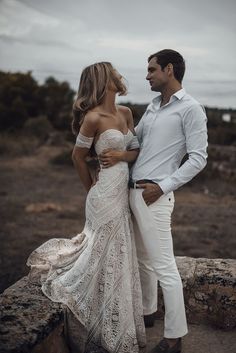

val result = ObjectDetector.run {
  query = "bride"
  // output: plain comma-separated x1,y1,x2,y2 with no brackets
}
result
27,62,146,353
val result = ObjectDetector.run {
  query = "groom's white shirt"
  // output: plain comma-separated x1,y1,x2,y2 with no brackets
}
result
131,88,208,194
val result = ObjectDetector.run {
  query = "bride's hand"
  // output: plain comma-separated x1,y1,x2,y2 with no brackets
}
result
99,149,123,168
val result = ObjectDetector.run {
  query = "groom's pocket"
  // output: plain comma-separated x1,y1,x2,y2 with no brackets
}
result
153,191,174,205
130,189,156,234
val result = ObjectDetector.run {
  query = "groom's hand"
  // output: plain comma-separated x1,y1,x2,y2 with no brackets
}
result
99,149,123,168
137,183,164,206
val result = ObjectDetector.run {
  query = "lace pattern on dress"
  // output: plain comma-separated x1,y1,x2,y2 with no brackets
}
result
75,132,94,148
27,129,146,353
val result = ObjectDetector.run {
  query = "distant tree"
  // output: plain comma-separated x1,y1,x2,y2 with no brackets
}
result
38,77,75,130
0,71,39,130
0,71,235,147
0,72,75,132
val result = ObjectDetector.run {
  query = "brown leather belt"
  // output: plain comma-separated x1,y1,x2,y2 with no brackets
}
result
128,179,156,189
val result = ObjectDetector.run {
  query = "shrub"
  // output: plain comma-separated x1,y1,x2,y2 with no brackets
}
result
50,149,73,166
23,115,53,140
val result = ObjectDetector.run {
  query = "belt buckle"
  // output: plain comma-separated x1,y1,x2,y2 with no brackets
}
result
134,181,137,189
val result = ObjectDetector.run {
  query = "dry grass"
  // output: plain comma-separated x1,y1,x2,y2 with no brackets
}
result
0,133,39,156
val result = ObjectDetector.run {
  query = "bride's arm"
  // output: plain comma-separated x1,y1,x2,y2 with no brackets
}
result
72,113,99,191
72,146,93,192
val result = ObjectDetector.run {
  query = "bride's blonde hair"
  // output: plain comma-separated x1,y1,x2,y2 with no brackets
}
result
72,62,127,135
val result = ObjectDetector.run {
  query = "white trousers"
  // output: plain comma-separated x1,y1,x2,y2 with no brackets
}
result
129,189,188,338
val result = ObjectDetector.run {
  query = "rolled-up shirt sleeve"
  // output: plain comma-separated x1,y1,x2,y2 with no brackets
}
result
158,104,208,194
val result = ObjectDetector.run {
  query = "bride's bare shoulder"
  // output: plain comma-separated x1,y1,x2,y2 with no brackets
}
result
84,111,100,122
83,111,101,127
117,105,133,123
117,105,131,114
81,111,101,134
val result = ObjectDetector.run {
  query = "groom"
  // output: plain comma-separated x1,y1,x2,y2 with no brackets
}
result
129,49,208,353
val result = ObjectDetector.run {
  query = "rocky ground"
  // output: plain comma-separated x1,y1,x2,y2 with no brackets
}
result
144,319,236,353
0,143,235,293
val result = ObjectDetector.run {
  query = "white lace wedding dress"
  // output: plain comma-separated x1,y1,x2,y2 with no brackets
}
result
27,129,146,353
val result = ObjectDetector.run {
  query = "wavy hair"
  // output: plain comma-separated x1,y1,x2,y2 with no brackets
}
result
72,62,127,135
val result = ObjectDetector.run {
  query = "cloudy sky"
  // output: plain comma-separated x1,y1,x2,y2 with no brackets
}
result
0,0,236,108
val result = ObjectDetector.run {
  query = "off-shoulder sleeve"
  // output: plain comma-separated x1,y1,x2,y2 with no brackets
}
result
127,134,140,150
75,132,94,149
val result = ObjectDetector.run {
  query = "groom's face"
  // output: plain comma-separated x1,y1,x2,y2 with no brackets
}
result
146,57,168,92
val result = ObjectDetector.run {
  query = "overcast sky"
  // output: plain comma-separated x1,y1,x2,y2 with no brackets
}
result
0,0,236,108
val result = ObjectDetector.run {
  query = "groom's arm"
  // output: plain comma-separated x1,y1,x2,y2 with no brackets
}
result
99,148,139,167
138,104,207,205
158,104,208,194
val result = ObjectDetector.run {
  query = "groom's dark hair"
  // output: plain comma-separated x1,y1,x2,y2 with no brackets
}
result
148,49,185,83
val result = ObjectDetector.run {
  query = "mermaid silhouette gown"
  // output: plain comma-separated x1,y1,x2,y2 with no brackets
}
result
27,129,146,353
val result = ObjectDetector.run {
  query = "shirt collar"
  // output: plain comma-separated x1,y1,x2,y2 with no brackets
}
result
173,88,186,100
148,88,186,111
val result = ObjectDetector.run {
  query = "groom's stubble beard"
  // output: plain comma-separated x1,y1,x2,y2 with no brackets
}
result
150,83,162,93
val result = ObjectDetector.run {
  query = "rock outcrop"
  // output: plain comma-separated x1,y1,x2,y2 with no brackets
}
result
0,257,235,353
